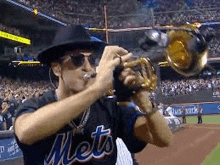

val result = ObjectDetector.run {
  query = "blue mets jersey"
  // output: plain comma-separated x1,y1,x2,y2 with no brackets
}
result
15,90,146,165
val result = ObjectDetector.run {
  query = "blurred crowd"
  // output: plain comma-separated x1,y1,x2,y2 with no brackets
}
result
153,0,220,26
208,38,220,57
160,76,220,96
0,23,21,36
1,74,220,130
16,0,220,28
0,76,53,131
0,23,29,38
1,0,219,57
14,0,220,57
0,77,53,103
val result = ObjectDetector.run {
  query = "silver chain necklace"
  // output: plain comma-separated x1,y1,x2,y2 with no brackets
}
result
69,108,90,135
54,92,90,135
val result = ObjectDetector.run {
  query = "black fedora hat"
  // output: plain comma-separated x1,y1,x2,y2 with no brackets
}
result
38,25,107,66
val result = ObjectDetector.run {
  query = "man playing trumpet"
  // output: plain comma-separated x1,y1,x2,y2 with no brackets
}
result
14,25,173,165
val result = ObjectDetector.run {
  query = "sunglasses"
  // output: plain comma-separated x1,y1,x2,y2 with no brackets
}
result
61,53,101,68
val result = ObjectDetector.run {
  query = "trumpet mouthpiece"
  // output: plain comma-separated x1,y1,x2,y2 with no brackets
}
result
83,72,97,81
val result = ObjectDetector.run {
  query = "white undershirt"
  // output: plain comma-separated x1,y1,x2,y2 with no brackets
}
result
116,138,133,165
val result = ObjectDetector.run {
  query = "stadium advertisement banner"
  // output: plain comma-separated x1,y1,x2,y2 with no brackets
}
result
169,102,220,116
0,137,23,161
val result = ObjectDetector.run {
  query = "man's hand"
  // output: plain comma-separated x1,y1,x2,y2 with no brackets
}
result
95,46,132,96
117,63,154,112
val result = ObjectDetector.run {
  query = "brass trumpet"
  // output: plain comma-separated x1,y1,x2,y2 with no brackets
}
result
122,57,158,91
116,23,213,96
164,23,209,77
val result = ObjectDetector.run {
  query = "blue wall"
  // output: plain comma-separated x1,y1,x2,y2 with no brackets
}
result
169,102,220,116
0,131,23,161
0,102,219,162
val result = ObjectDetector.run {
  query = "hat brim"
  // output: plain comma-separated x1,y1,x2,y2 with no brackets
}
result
38,41,107,66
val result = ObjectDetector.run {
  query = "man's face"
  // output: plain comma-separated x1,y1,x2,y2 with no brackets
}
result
58,49,100,93
1,102,9,110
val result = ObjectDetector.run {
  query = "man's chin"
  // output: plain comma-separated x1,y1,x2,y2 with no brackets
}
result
84,78,95,88
69,79,95,93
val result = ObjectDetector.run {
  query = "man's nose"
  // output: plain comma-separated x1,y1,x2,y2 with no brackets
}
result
82,58,93,71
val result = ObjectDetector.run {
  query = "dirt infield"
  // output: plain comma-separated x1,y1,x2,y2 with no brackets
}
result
135,123,220,165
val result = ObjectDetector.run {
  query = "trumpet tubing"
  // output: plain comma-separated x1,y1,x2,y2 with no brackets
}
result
122,57,158,91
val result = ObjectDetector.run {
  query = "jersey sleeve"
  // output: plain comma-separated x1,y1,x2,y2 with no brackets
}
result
14,91,56,165
15,91,56,119
14,98,37,119
116,103,147,153
15,135,48,165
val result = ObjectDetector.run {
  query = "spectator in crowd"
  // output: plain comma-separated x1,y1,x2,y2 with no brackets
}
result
14,25,172,165
0,96,2,107
165,105,174,117
7,93,18,117
1,101,13,130
157,103,164,115
0,103,7,131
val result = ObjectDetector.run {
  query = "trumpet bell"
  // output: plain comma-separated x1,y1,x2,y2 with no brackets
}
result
165,28,208,77
113,23,212,101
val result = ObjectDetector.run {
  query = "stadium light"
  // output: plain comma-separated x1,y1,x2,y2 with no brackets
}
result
33,7,38,15
6,0,67,26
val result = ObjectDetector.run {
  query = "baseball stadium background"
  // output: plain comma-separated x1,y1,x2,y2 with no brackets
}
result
0,0,220,164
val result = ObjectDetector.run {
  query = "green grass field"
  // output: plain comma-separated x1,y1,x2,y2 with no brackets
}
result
202,143,220,165
185,114,220,124
184,114,220,165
